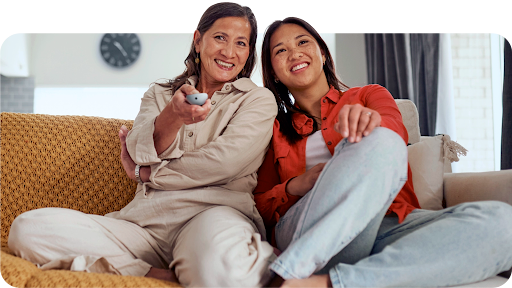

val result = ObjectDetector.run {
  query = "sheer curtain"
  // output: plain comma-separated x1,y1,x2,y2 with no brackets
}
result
435,34,457,140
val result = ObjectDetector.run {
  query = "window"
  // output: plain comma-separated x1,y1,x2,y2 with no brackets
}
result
450,33,505,172
34,87,148,120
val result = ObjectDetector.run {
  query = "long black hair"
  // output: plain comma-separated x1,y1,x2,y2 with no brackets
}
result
161,2,258,93
261,17,349,143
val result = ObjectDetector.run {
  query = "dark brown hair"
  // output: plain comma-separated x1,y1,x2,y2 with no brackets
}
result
161,2,258,93
261,17,349,143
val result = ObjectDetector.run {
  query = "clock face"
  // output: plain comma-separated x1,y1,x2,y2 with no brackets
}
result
100,33,141,68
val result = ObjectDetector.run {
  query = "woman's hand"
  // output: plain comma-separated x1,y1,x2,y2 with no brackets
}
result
285,163,326,197
169,84,211,125
334,104,381,143
119,125,150,183
153,84,212,155
119,125,136,181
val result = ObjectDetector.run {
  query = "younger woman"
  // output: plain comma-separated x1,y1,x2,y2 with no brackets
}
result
254,17,512,287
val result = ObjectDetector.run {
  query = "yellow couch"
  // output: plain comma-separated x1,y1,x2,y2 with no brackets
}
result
2,105,511,287
1,112,180,287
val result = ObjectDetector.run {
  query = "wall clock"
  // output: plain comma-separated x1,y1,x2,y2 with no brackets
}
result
100,33,141,68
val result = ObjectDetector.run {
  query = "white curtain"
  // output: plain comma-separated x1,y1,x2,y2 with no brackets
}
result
435,34,458,171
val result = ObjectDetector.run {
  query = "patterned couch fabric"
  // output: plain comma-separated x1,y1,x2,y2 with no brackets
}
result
0,112,180,287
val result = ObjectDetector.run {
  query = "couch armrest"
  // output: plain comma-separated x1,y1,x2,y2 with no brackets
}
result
443,170,512,207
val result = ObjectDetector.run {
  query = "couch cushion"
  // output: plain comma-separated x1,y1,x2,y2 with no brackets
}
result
408,135,445,210
395,100,421,144
1,250,42,288
407,134,467,210
1,243,182,288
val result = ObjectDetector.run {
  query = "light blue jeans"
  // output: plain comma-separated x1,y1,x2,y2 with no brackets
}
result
271,127,512,287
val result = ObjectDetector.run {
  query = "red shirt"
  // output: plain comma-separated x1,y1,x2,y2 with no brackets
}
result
253,85,420,241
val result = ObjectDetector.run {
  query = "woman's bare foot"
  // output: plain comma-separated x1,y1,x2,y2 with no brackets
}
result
145,267,179,283
281,274,331,288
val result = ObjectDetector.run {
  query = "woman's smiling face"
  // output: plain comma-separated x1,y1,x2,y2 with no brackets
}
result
269,23,326,91
194,16,252,86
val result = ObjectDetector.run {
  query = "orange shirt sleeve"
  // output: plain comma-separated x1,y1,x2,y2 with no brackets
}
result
361,85,409,144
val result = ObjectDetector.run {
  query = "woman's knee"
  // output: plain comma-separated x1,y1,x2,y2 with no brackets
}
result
335,127,407,164
9,209,43,253
366,127,407,159
173,207,274,287
9,208,64,254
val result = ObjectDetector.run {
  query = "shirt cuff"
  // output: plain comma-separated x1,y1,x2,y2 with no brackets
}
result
276,177,302,215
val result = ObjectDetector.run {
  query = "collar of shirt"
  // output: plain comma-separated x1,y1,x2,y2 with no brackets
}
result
187,76,257,93
186,75,198,87
291,86,341,136
230,77,258,92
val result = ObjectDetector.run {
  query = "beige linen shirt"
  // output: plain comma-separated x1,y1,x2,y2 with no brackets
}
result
125,76,277,238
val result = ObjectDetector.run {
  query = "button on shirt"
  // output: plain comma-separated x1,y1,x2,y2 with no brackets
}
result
126,76,278,237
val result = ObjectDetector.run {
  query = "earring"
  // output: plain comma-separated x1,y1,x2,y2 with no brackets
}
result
195,53,200,64
275,78,280,83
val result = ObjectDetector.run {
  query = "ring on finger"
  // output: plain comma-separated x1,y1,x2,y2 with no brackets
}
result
192,116,195,121
366,111,372,117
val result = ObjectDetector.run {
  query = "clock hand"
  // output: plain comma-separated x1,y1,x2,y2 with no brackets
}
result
113,41,128,58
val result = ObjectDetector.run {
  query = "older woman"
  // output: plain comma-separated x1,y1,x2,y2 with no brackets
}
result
8,3,277,287
254,17,512,288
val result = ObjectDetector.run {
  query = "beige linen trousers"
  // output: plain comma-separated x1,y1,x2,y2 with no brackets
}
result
8,77,279,287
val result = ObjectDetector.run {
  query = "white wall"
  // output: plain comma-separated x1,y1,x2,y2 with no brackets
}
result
30,34,194,87
29,33,336,89
335,34,368,87
0,34,31,77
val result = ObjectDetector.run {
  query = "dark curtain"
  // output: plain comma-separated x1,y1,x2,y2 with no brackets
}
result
365,34,410,100
365,34,440,136
501,39,512,170
410,34,440,136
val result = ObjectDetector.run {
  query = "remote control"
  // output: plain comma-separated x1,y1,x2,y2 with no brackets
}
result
186,93,208,105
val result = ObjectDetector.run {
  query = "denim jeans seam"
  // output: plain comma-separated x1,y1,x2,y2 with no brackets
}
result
329,265,344,288
269,260,299,280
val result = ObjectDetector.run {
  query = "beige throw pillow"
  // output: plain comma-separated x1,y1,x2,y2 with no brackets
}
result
407,135,467,210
